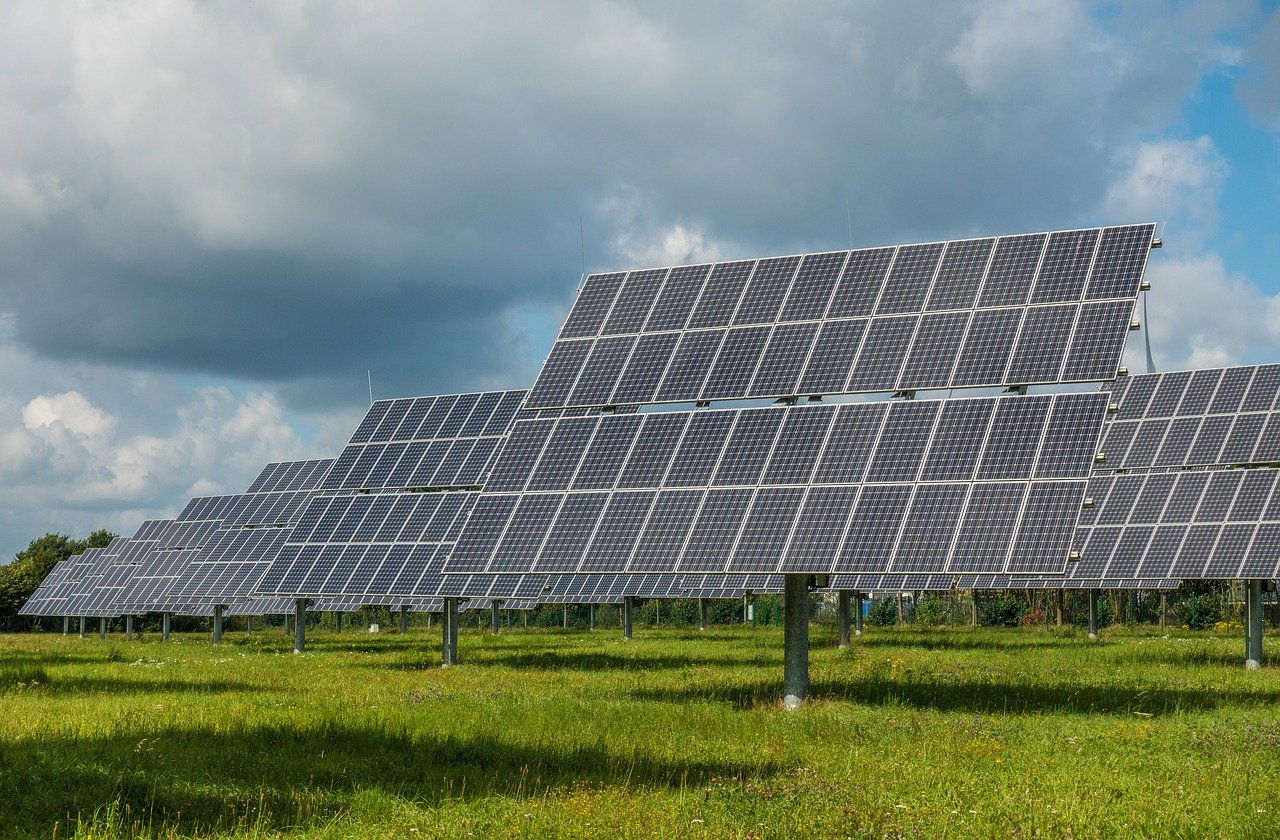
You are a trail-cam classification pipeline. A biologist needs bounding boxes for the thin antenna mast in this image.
[846,200,854,249]
[367,371,374,406]
[579,216,587,277]
[1159,153,1168,241]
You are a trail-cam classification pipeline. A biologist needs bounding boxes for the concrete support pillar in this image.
[1087,590,1099,640]
[125,615,134,641]
[293,599,306,654]
[62,616,69,636]
[623,596,634,641]
[783,574,809,711]
[855,592,864,637]
[491,600,501,633]
[698,598,708,631]
[442,598,459,666]
[79,616,86,638]
[1246,580,1264,669]
[213,605,224,645]
[399,606,410,634]
[837,590,852,649]
[98,618,106,640]
[162,612,171,642]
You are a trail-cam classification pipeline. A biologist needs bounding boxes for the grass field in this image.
[1,621,1278,838]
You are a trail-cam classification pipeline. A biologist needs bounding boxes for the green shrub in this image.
[980,594,1026,627]
[1172,593,1223,630]
[913,594,947,625]
[1070,593,1114,627]
[867,597,899,626]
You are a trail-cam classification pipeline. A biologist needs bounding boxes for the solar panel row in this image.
[528,224,1154,409]
[447,392,1109,577]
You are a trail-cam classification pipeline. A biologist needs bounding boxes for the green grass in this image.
[1,623,1278,838]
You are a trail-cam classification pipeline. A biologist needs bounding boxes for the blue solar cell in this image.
[925,238,994,310]
[665,412,735,487]
[572,414,644,490]
[797,319,868,394]
[532,493,609,572]
[733,256,801,325]
[950,307,1023,386]
[700,327,771,400]
[1175,369,1223,417]
[875,242,944,315]
[654,330,724,401]
[610,332,680,405]
[826,247,894,318]
[865,400,939,482]
[617,413,691,488]
[1008,482,1085,573]
[645,264,712,331]
[779,252,849,321]
[977,234,1046,307]
[812,403,885,484]
[778,486,860,572]
[1060,300,1133,381]
[1005,304,1078,384]
[889,484,968,573]
[526,417,598,491]
[947,484,1025,572]
[604,269,669,334]
[1082,224,1156,299]
[846,316,916,392]
[832,486,911,573]
[1029,228,1099,304]
[527,340,592,407]
[688,261,754,329]
[561,272,626,338]
[677,489,757,572]
[897,310,969,389]
[747,322,819,397]
[920,399,996,481]
[1209,366,1253,414]
[725,487,807,573]
[629,490,705,572]
[976,396,1052,480]
[711,409,786,485]
[579,491,657,572]
[761,406,836,485]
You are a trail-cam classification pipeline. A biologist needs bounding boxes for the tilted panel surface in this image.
[526,224,1155,408]
[445,392,1109,578]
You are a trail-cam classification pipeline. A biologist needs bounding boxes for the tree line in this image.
[0,531,117,631]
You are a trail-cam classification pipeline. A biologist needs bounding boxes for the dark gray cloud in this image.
[0,1,1250,410]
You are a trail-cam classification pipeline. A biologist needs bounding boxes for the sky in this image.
[1,0,1279,560]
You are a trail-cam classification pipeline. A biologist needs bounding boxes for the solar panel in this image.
[1079,364,1280,580]
[526,224,1155,409]
[444,391,1109,578]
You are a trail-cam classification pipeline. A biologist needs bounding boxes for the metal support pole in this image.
[837,590,851,648]
[293,599,306,654]
[399,606,410,634]
[491,600,500,633]
[698,598,708,631]
[743,593,749,625]
[62,616,69,636]
[283,613,290,635]
[1246,580,1264,669]
[213,605,224,644]
[246,616,252,635]
[783,574,809,710]
[589,603,596,630]
[1160,593,1167,629]
[79,616,86,638]
[855,591,864,636]
[125,615,134,642]
[623,596,634,640]
[335,612,342,634]
[563,604,569,629]
[162,612,171,642]
[98,618,106,640]
[971,592,978,627]
[1087,590,1098,640]
[442,598,459,666]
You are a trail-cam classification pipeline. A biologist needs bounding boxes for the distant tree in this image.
[0,530,116,631]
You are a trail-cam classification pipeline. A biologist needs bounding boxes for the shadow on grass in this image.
[629,674,1280,714]
[0,721,778,839]
[472,649,775,672]
[848,631,1084,652]
[31,675,267,696]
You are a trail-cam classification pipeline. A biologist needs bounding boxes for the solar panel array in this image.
[527,225,1155,409]
[446,392,1108,577]
[319,391,526,492]
[1079,365,1280,580]
[17,559,77,616]
[956,574,1181,591]
[160,459,335,607]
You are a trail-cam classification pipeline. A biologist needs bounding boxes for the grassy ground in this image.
[1,621,1278,839]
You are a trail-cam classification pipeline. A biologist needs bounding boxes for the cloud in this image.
[0,0,1250,411]
[1237,6,1280,129]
